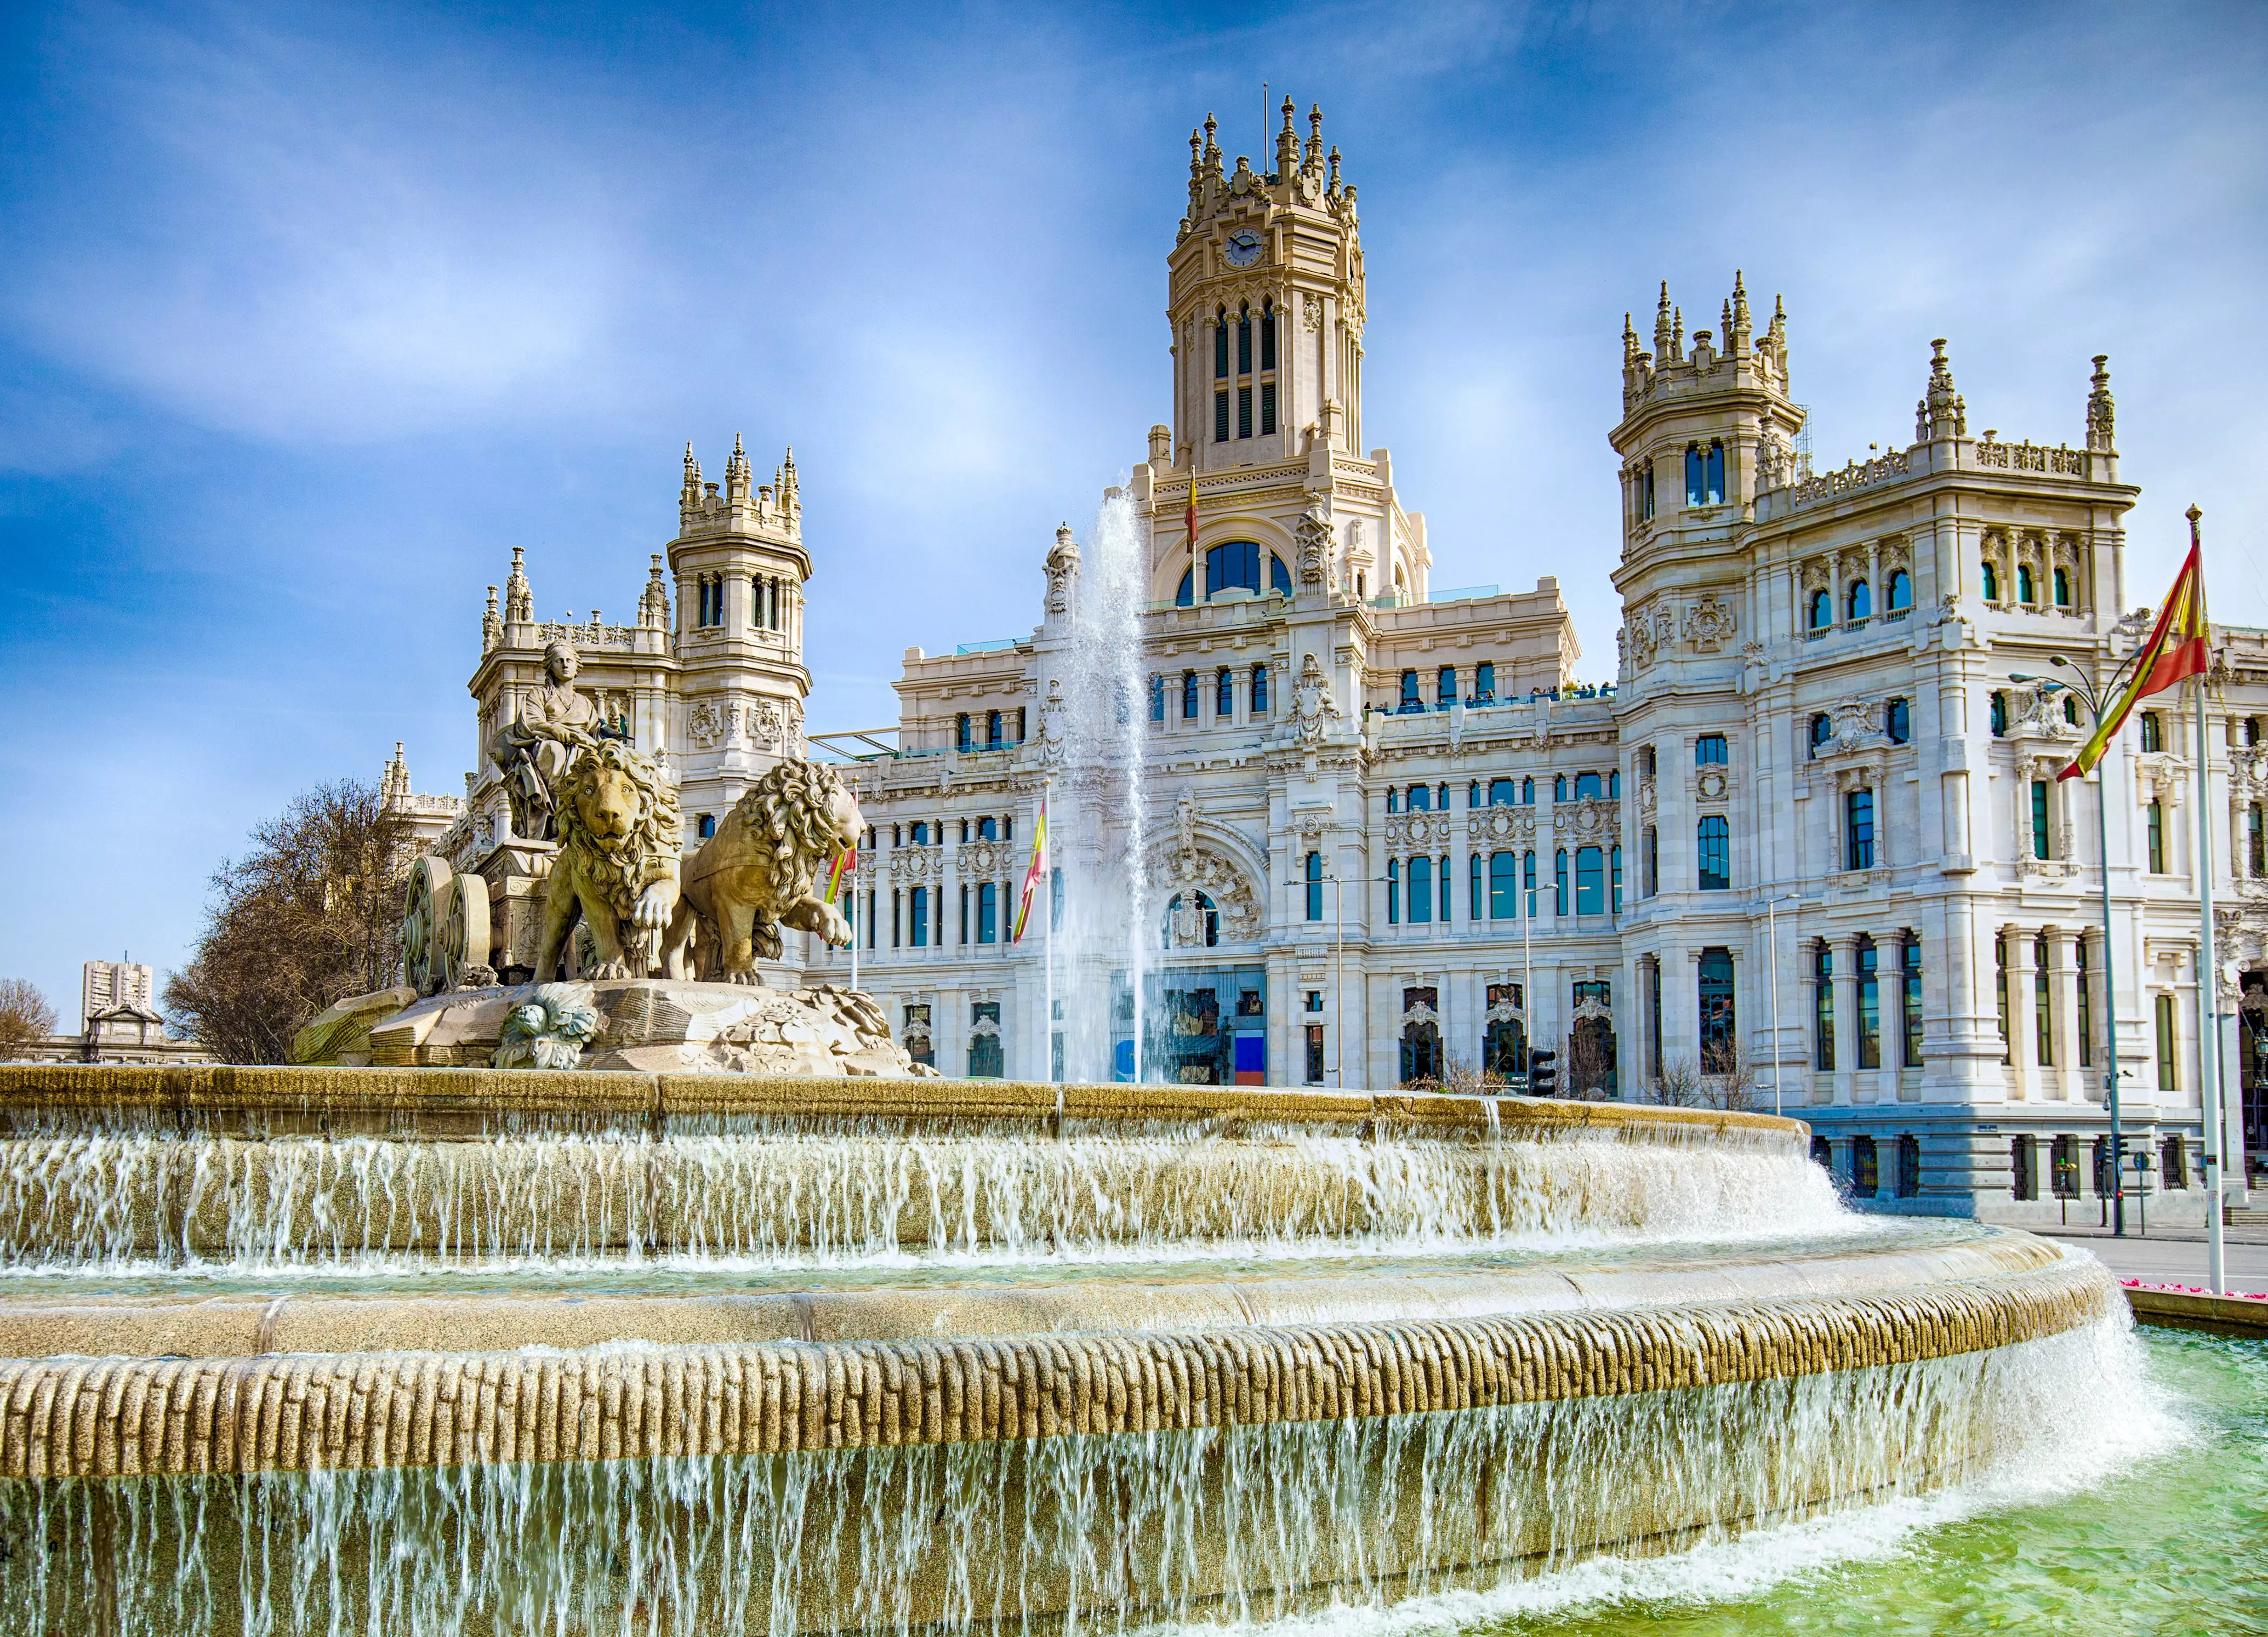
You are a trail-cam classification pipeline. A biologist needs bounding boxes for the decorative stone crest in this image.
[1683,595,1736,653]
[1035,678,1069,768]
[1809,698,1893,759]
[1295,495,1333,589]
[1467,807,1536,844]
[688,700,726,749]
[493,983,602,1070]
[1570,992,1613,1025]
[1148,790,1263,942]
[1552,799,1619,843]
[1291,654,1342,745]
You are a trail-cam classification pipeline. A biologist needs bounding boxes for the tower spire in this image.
[1730,270,1752,352]
[503,545,532,625]
[1274,95,1299,177]
[680,443,703,515]
[1920,338,1966,441]
[1653,281,1674,361]
[1306,104,1324,172]
[2087,354,2116,452]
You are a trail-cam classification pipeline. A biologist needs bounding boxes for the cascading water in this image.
[0,1075,2163,1637]
[1050,486,1151,1084]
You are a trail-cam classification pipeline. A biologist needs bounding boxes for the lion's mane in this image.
[555,740,682,919]
[720,760,847,893]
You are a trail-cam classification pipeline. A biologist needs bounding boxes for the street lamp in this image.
[2012,650,2149,1237]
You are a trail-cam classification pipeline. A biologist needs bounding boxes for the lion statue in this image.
[666,758,861,983]
[536,739,683,982]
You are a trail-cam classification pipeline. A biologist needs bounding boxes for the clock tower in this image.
[1168,101,1366,476]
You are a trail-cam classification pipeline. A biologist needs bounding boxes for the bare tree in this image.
[1564,1026,1616,1101]
[1403,1051,1510,1097]
[1699,1043,1759,1112]
[163,779,413,1065]
[1648,1056,1705,1107]
[0,980,57,1053]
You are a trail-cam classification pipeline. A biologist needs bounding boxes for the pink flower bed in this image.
[2120,1278,2268,1302]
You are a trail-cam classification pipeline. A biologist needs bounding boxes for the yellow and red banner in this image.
[1013,800,1047,942]
[825,845,855,904]
[2060,536,2210,782]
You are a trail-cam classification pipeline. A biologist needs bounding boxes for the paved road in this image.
[2044,1229,2268,1292]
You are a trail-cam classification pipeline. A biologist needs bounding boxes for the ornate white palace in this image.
[395,100,2268,1224]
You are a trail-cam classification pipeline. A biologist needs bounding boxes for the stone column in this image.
[1834,933,1865,1106]
[2049,927,2083,1101]
[2000,925,2031,1099]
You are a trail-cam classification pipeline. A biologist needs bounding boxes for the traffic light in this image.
[1528,1050,1557,1096]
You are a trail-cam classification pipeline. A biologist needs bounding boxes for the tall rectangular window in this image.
[1408,854,1433,924]
[1440,854,1452,922]
[1575,845,1604,915]
[1697,814,1730,890]
[1814,945,1835,1070]
[1489,851,1515,920]
[1259,381,1278,436]
[1995,935,2010,1062]
[1437,666,1457,707]
[1698,948,1736,1074]
[1852,1135,1878,1198]
[2076,939,2092,1068]
[1554,848,1569,915]
[2031,782,2051,860]
[1611,844,1623,913]
[2251,803,2266,876]
[2147,800,2165,872]
[1305,1026,1325,1084]
[1845,789,1875,870]
[1469,852,1483,920]
[1901,939,1923,1067]
[1237,313,1252,373]
[1305,852,1323,922]
[1643,826,1658,898]
[1524,850,1536,918]
[978,881,998,944]
[1182,672,1199,720]
[1475,662,1495,702]
[1251,664,1268,713]
[2034,935,2054,1067]
[1214,390,1230,443]
[1216,669,1233,716]
[2155,993,2176,1090]
[1238,385,1253,439]
[910,886,929,949]
[1857,939,1880,1069]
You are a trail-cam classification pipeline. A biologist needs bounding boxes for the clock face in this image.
[1224,230,1264,268]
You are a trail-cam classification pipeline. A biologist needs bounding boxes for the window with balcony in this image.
[1474,662,1495,703]
[1887,569,1913,614]
[1846,580,1871,623]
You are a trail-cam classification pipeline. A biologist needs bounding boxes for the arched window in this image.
[1981,560,2000,601]
[1175,570,1194,606]
[1489,778,1514,806]
[2063,694,2078,725]
[1809,589,1834,630]
[1846,580,1871,622]
[976,816,998,841]
[1213,309,1229,378]
[1575,771,1603,800]
[1705,440,1725,504]
[1408,854,1434,924]
[2053,566,2071,607]
[1251,664,1269,713]
[1989,692,2008,736]
[1400,671,1422,711]
[1886,697,1911,744]
[1149,674,1164,722]
[1467,780,1480,807]
[1553,774,1568,803]
[2016,563,2035,603]
[1236,305,1252,375]
[1205,541,1262,598]
[1259,300,1278,434]
[1809,713,1833,755]
[1887,569,1913,612]
[1489,851,1516,919]
[1407,784,1432,812]
[1521,776,1534,805]
[1182,671,1199,719]
[1305,852,1323,921]
[1216,668,1234,716]
[1475,662,1496,703]
[1161,891,1218,948]
[1270,553,1292,595]
[1697,814,1730,890]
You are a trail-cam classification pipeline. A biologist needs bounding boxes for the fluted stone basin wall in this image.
[0,1065,2128,1636]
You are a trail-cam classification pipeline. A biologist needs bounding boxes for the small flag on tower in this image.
[2060,520,2211,782]
[1013,798,1048,942]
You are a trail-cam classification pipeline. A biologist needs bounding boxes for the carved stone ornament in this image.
[1810,697,1893,759]
[1301,293,1324,333]
[1293,806,1336,840]
[2005,683,2080,744]
[1295,495,1334,589]
[1035,678,1069,768]
[961,840,1003,877]
[1146,793,1263,942]
[1400,999,1441,1030]
[1570,994,1614,1025]
[1291,654,1343,745]
[1467,807,1537,845]
[1683,595,1737,653]
[1552,798,1619,843]
[1696,767,1730,803]
[1485,992,1523,1024]
[1627,602,1677,670]
[1044,525,1080,616]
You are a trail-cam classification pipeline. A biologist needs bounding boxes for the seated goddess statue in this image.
[488,640,602,840]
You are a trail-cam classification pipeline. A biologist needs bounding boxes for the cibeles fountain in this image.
[0,558,2138,1634]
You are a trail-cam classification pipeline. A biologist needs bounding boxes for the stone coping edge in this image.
[2123,1285,2268,1339]
[0,1259,2109,1482]
[0,1065,1804,1146]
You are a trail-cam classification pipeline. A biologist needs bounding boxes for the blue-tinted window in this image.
[1474,662,1495,703]
[910,885,929,947]
[1252,664,1269,712]
[1149,675,1164,722]
[956,713,971,751]
[1847,580,1871,622]
[1575,772,1603,801]
[1886,697,1911,744]
[910,821,930,846]
[976,816,997,841]
[986,710,1002,748]
[1522,777,1534,805]
[1437,666,1456,708]
[697,813,716,839]
[1408,854,1433,924]
[1846,789,1875,870]
[1305,852,1323,921]
[1575,845,1604,915]
[1387,858,1399,925]
[1182,672,1199,719]
[1206,541,1261,598]
[1216,668,1233,715]
[1809,713,1833,754]
[977,881,998,944]
[1554,848,1569,915]
[1705,441,1725,504]
[1686,444,1705,506]
[1407,784,1432,812]
[1387,787,1399,814]
[1888,569,1913,612]
[1176,570,1194,606]
[1270,553,1293,595]
[1809,589,1833,629]
[1489,851,1516,920]
[1489,778,1514,806]
[1400,671,1422,710]
[1554,774,1568,803]
[1696,734,1727,765]
[1697,814,1730,890]
[1611,844,1623,913]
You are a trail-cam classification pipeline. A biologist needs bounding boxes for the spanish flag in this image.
[1013,798,1048,942]
[2060,527,2211,782]
[824,844,855,904]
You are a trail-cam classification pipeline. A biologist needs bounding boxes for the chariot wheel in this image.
[402,854,455,995]
[439,871,492,991]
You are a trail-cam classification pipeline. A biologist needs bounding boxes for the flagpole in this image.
[2189,508,2226,1291]
[1044,779,1056,1094]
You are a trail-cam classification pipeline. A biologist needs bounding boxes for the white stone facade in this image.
[410,102,2268,1223]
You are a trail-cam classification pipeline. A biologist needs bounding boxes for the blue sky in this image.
[3,1,2265,1022]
